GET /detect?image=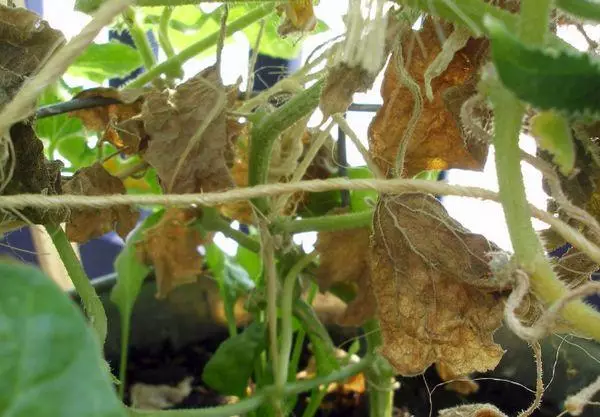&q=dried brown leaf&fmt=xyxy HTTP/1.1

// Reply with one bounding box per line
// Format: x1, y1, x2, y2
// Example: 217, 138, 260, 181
141, 67, 234, 193
438, 404, 507, 417
435, 362, 479, 396
62, 162, 139, 243
316, 226, 376, 326
69, 88, 145, 154
370, 193, 507, 376
137, 208, 205, 299
368, 19, 489, 177
0, 5, 64, 107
